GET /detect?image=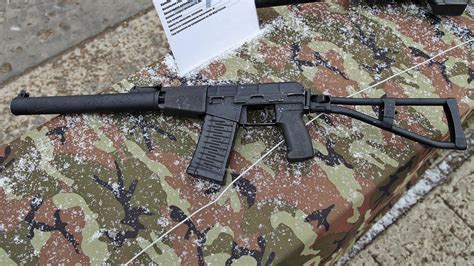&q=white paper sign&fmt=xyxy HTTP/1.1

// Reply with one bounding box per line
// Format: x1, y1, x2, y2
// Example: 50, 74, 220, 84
153, 0, 260, 75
